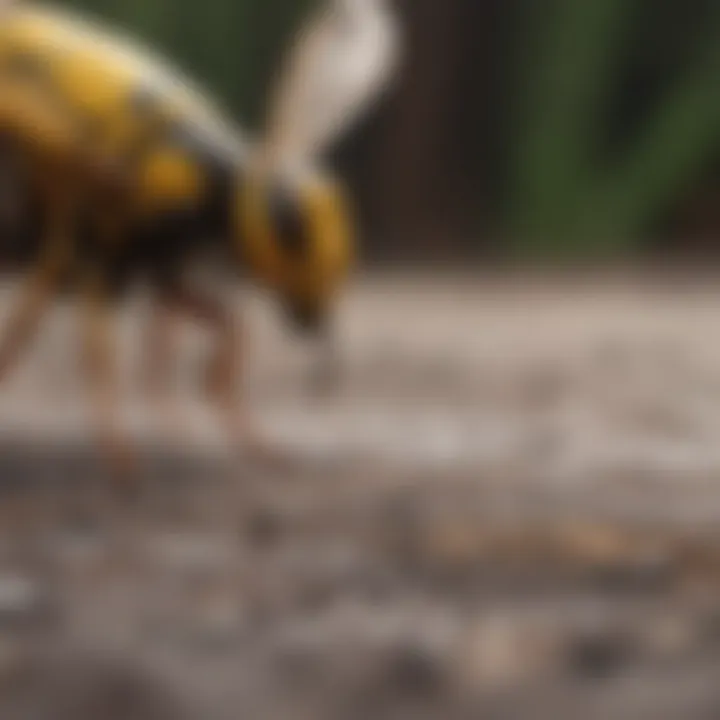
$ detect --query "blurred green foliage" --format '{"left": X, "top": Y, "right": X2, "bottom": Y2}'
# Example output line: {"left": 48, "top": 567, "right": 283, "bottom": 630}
{"left": 50, "top": 0, "right": 720, "bottom": 259}
{"left": 511, "top": 0, "right": 720, "bottom": 258}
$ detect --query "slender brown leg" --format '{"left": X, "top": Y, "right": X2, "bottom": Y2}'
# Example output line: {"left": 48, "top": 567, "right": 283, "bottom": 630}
{"left": 0, "top": 209, "right": 72, "bottom": 384}
{"left": 144, "top": 296, "right": 174, "bottom": 396}
{"left": 0, "top": 270, "right": 54, "bottom": 383}
{"left": 81, "top": 270, "right": 137, "bottom": 494}
{"left": 142, "top": 289, "right": 188, "bottom": 443}
{"left": 162, "top": 284, "right": 276, "bottom": 458}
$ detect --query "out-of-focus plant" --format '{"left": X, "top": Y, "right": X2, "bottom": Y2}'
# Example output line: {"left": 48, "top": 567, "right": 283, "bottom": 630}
{"left": 511, "top": 0, "right": 720, "bottom": 259}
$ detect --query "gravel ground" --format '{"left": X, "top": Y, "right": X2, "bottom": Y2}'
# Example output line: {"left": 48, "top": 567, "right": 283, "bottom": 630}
{"left": 0, "top": 273, "right": 719, "bottom": 718}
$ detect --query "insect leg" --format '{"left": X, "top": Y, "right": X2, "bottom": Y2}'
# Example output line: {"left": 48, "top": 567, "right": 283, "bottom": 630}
{"left": 142, "top": 284, "right": 188, "bottom": 443}
{"left": 160, "top": 283, "right": 275, "bottom": 457}
{"left": 80, "top": 267, "right": 137, "bottom": 493}
{"left": 144, "top": 290, "right": 175, "bottom": 390}
{"left": 0, "top": 199, "right": 73, "bottom": 383}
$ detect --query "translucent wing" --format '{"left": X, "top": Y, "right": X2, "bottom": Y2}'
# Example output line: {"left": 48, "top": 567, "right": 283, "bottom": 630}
{"left": 261, "top": 0, "right": 400, "bottom": 178}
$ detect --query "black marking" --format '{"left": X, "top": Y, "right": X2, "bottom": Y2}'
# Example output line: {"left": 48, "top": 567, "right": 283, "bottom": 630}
{"left": 282, "top": 298, "right": 324, "bottom": 334}
{"left": 69, "top": 116, "right": 238, "bottom": 299}
{"left": 168, "top": 122, "right": 235, "bottom": 238}
{"left": 268, "top": 182, "right": 309, "bottom": 260}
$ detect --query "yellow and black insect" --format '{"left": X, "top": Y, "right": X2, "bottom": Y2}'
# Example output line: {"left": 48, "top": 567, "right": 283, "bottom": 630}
{"left": 0, "top": 0, "right": 400, "bottom": 477}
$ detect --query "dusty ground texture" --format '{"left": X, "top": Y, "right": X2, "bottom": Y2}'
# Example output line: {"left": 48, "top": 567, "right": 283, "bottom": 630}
{"left": 0, "top": 273, "right": 719, "bottom": 718}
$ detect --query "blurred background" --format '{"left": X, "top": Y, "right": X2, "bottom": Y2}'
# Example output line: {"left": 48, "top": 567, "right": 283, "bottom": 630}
{"left": 2, "top": 1, "right": 720, "bottom": 719}
{"left": 61, "top": 0, "right": 720, "bottom": 264}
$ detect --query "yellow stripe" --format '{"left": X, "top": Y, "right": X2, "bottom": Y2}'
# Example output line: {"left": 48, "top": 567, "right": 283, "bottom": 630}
{"left": 238, "top": 175, "right": 354, "bottom": 303}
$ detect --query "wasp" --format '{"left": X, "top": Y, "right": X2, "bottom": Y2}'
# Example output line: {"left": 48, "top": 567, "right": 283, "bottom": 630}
{"left": 0, "top": 0, "right": 400, "bottom": 480}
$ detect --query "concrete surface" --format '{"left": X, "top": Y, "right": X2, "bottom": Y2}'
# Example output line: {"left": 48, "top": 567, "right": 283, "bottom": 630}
{"left": 0, "top": 273, "right": 718, "bottom": 718}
